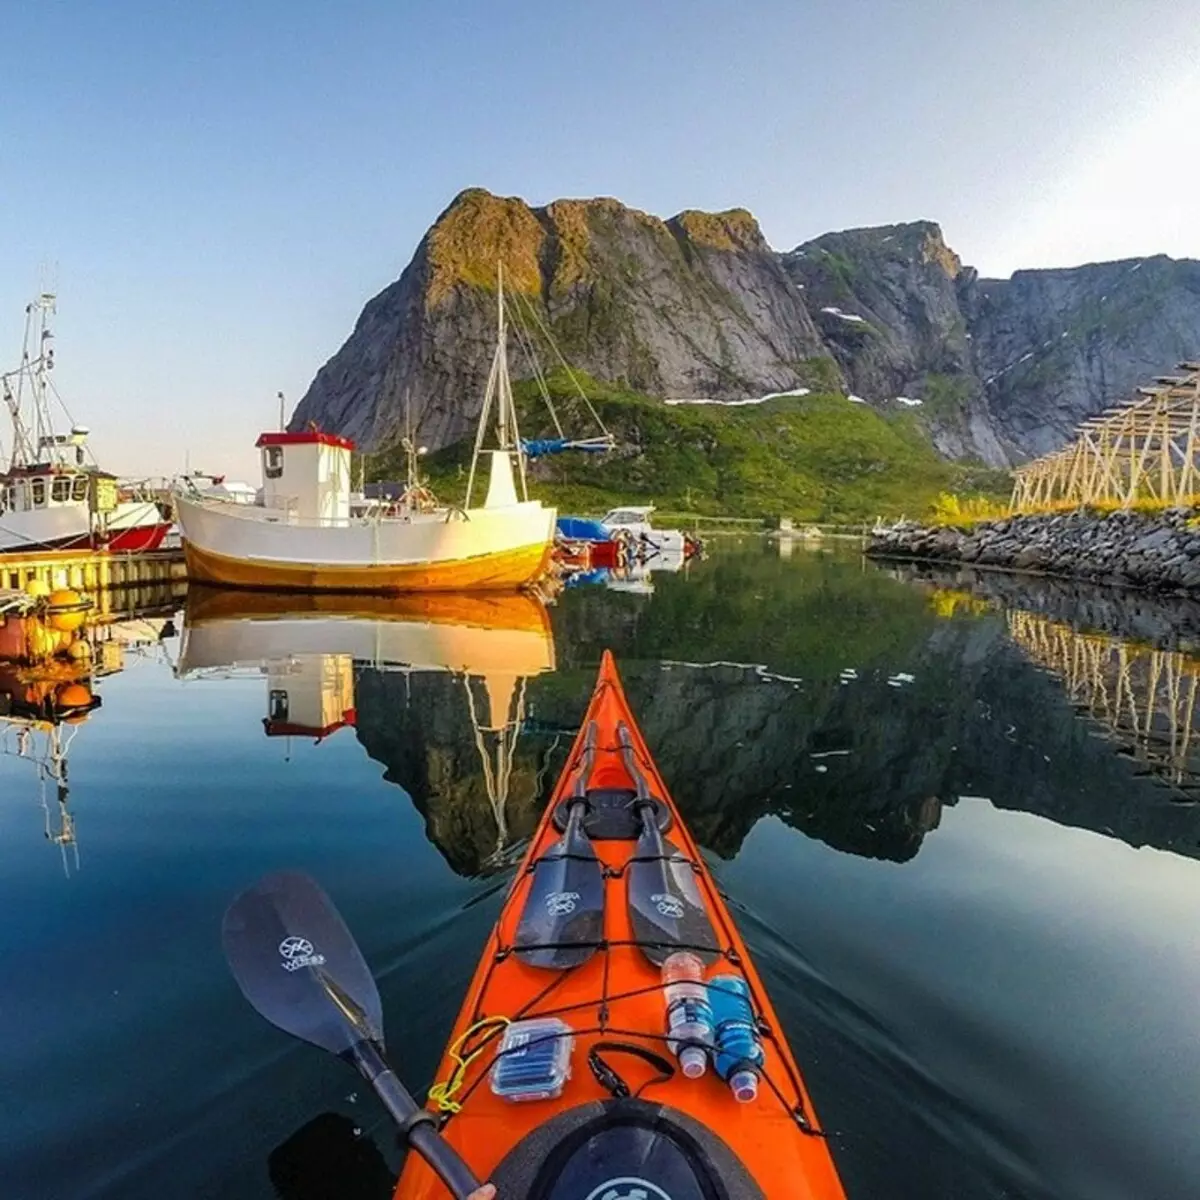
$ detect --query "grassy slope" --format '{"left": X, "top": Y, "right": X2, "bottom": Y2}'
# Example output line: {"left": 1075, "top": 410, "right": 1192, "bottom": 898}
{"left": 370, "top": 373, "right": 1009, "bottom": 522}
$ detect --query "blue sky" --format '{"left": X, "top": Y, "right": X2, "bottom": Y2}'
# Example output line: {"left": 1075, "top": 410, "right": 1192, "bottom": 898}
{"left": 3, "top": 0, "right": 1198, "bottom": 478}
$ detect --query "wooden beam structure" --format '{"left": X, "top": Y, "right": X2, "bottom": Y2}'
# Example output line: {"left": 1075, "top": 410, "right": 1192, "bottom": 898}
{"left": 1009, "top": 363, "right": 1200, "bottom": 513}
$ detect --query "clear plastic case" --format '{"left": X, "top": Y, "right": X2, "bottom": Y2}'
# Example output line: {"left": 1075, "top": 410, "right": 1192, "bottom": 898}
{"left": 489, "top": 1017, "right": 575, "bottom": 1102}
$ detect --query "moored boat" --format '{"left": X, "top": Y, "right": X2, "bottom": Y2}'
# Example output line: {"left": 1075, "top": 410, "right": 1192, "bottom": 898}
{"left": 0, "top": 295, "right": 172, "bottom": 553}
{"left": 393, "top": 650, "right": 846, "bottom": 1199}
{"left": 174, "top": 277, "right": 556, "bottom": 593}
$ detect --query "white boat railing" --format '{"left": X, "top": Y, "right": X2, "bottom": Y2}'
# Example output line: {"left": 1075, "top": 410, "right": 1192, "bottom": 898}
{"left": 178, "top": 489, "right": 471, "bottom": 530}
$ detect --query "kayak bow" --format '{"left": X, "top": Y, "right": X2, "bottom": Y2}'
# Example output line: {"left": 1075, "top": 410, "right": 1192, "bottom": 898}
{"left": 397, "top": 651, "right": 846, "bottom": 1199}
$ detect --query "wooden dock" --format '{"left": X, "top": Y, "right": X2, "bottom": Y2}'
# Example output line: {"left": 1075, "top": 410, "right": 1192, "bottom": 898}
{"left": 0, "top": 548, "right": 187, "bottom": 618}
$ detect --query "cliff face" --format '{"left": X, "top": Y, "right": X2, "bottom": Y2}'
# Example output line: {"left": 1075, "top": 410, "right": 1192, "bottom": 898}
{"left": 962, "top": 256, "right": 1200, "bottom": 458}
{"left": 292, "top": 188, "right": 831, "bottom": 452}
{"left": 291, "top": 188, "right": 1200, "bottom": 467}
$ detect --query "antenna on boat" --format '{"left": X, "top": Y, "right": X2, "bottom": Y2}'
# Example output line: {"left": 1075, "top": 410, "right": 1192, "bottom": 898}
{"left": 277, "top": 391, "right": 286, "bottom": 432}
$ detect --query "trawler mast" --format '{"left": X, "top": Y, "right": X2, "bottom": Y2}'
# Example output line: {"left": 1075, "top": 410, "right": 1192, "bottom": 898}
{"left": 1, "top": 293, "right": 58, "bottom": 472}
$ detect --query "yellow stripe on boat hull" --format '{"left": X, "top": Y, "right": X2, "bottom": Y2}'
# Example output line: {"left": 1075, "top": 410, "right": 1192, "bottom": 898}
{"left": 182, "top": 539, "right": 554, "bottom": 593}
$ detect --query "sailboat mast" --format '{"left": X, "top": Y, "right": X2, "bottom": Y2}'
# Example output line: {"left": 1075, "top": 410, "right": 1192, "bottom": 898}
{"left": 496, "top": 264, "right": 509, "bottom": 450}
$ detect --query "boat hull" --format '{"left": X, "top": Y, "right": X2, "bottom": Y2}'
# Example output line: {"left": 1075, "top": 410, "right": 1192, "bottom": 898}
{"left": 0, "top": 503, "right": 171, "bottom": 554}
{"left": 183, "top": 535, "right": 554, "bottom": 593}
{"left": 176, "top": 492, "right": 556, "bottom": 593}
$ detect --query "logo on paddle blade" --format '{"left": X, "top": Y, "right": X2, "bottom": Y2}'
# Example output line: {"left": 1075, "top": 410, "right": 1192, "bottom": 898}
{"left": 278, "top": 935, "right": 326, "bottom": 972}
{"left": 584, "top": 1178, "right": 674, "bottom": 1200}
{"left": 651, "top": 892, "right": 685, "bottom": 919}
{"left": 546, "top": 890, "right": 580, "bottom": 917}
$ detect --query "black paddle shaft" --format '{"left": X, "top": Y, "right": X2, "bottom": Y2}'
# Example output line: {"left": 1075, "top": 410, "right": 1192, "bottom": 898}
{"left": 347, "top": 1039, "right": 480, "bottom": 1198}
{"left": 222, "top": 871, "right": 482, "bottom": 1199}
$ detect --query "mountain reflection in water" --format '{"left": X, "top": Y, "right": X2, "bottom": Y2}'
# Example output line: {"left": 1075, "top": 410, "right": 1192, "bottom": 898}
{"left": 7, "top": 547, "right": 1200, "bottom": 1199}
{"left": 183, "top": 559, "right": 1200, "bottom": 876}
{"left": 178, "top": 587, "right": 559, "bottom": 876}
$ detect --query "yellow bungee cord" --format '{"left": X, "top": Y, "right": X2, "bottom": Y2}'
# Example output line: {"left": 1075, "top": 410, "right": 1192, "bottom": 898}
{"left": 428, "top": 1016, "right": 511, "bottom": 1113}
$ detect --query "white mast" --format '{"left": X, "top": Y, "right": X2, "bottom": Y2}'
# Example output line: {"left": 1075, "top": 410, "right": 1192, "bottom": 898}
{"left": 2, "top": 293, "right": 58, "bottom": 472}
{"left": 464, "top": 263, "right": 530, "bottom": 506}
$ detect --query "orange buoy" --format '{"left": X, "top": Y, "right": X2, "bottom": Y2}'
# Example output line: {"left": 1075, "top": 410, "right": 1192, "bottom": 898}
{"left": 56, "top": 682, "right": 93, "bottom": 710}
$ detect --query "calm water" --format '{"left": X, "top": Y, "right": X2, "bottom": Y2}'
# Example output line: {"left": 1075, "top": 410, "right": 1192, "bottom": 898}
{"left": 4, "top": 544, "right": 1200, "bottom": 1200}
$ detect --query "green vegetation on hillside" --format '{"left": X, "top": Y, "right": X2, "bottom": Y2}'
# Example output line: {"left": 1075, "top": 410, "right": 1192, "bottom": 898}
{"left": 369, "top": 371, "right": 1009, "bottom": 522}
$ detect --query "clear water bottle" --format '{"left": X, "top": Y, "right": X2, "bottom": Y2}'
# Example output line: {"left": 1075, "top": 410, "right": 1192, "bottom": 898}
{"left": 661, "top": 951, "right": 714, "bottom": 1078}
{"left": 709, "top": 974, "right": 765, "bottom": 1103}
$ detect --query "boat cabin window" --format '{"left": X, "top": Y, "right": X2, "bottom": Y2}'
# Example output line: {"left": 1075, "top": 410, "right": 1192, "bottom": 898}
{"left": 268, "top": 690, "right": 289, "bottom": 722}
{"left": 75, "top": 446, "right": 85, "bottom": 466}
{"left": 52, "top": 477, "right": 72, "bottom": 503}
{"left": 263, "top": 446, "right": 284, "bottom": 479}
{"left": 31, "top": 478, "right": 46, "bottom": 507}
{"left": 72, "top": 476, "right": 89, "bottom": 501}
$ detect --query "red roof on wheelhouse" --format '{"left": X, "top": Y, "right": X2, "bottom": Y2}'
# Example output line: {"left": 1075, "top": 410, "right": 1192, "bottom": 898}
{"left": 255, "top": 431, "right": 356, "bottom": 451}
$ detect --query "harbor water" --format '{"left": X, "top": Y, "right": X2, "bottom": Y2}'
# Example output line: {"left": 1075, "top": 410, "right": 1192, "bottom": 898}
{"left": 2, "top": 543, "right": 1199, "bottom": 1199}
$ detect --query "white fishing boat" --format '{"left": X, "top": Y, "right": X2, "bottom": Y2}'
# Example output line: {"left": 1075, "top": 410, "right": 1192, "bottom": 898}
{"left": 0, "top": 294, "right": 172, "bottom": 554}
{"left": 174, "top": 275, "right": 556, "bottom": 592}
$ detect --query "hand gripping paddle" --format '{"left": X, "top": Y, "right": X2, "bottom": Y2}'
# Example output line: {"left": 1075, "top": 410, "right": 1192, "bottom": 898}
{"left": 221, "top": 870, "right": 482, "bottom": 1199}
{"left": 513, "top": 721, "right": 605, "bottom": 969}
{"left": 618, "top": 723, "right": 719, "bottom": 966}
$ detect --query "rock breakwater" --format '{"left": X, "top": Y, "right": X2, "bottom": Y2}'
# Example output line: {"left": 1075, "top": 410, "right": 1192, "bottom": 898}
{"left": 868, "top": 509, "right": 1200, "bottom": 593}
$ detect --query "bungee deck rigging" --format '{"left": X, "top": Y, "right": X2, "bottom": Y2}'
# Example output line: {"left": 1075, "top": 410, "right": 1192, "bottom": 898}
{"left": 396, "top": 651, "right": 847, "bottom": 1199}
{"left": 219, "top": 652, "right": 846, "bottom": 1200}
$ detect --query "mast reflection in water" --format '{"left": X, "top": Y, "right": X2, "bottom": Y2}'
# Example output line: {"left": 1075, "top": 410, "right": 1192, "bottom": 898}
{"left": 177, "top": 587, "right": 558, "bottom": 875}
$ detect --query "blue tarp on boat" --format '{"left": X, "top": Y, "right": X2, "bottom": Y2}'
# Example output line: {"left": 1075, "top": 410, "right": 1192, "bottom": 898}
{"left": 557, "top": 516, "right": 610, "bottom": 542}
{"left": 523, "top": 437, "right": 611, "bottom": 459}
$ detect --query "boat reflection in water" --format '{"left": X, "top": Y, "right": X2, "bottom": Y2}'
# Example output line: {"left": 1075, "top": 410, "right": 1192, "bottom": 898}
{"left": 0, "top": 598, "right": 168, "bottom": 874}
{"left": 177, "top": 588, "right": 558, "bottom": 872}
{"left": 567, "top": 543, "right": 693, "bottom": 595}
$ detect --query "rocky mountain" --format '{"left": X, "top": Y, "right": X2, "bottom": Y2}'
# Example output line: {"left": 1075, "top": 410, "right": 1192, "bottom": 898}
{"left": 291, "top": 187, "right": 1200, "bottom": 468}
{"left": 292, "top": 189, "right": 830, "bottom": 453}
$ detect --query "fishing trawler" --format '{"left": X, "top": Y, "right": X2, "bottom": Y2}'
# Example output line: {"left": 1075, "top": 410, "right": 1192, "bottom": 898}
{"left": 174, "top": 274, "right": 559, "bottom": 592}
{"left": 0, "top": 295, "right": 171, "bottom": 553}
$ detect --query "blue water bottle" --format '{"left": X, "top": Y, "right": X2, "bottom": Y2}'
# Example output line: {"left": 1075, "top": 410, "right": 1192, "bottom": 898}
{"left": 708, "top": 974, "right": 765, "bottom": 1103}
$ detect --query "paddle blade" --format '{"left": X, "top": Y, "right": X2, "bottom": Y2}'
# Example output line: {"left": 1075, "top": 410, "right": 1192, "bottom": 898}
{"left": 628, "top": 817, "right": 720, "bottom": 967}
{"left": 222, "top": 870, "right": 384, "bottom": 1055}
{"left": 514, "top": 802, "right": 605, "bottom": 969}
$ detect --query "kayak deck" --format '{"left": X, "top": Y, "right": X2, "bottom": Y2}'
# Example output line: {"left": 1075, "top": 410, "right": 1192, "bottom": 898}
{"left": 395, "top": 652, "right": 845, "bottom": 1199}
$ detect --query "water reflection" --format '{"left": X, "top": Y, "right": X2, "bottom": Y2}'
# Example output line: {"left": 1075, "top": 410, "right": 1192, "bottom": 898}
{"left": 1008, "top": 610, "right": 1200, "bottom": 801}
{"left": 884, "top": 561, "right": 1200, "bottom": 857}
{"left": 0, "top": 600, "right": 171, "bottom": 874}
{"left": 178, "top": 588, "right": 558, "bottom": 874}
{"left": 6, "top": 547, "right": 1200, "bottom": 1200}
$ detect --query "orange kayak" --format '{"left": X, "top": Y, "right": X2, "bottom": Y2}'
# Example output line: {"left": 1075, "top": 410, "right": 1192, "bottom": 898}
{"left": 396, "top": 651, "right": 847, "bottom": 1199}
